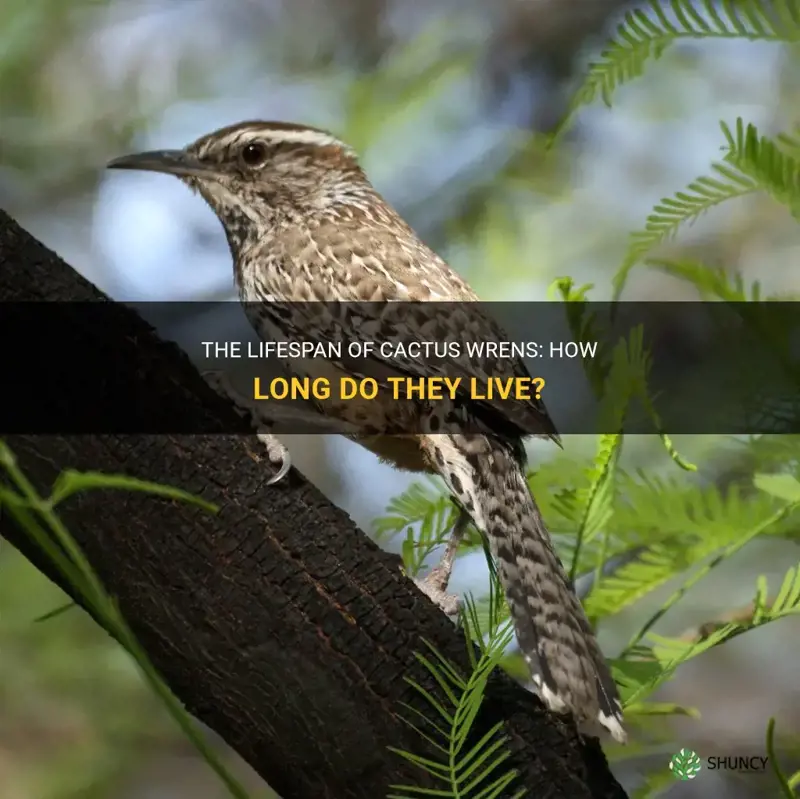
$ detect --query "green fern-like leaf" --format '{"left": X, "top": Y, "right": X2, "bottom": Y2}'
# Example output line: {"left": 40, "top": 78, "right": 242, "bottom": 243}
{"left": 374, "top": 479, "right": 461, "bottom": 576}
{"left": 551, "top": 278, "right": 613, "bottom": 394}
{"left": 594, "top": 326, "right": 693, "bottom": 473}
{"left": 584, "top": 536, "right": 696, "bottom": 619}
{"left": 624, "top": 564, "right": 800, "bottom": 705}
{"left": 765, "top": 718, "right": 799, "bottom": 798}
{"left": 585, "top": 476, "right": 790, "bottom": 619}
{"left": 554, "top": 284, "right": 695, "bottom": 472}
{"left": 721, "top": 117, "right": 800, "bottom": 216}
{"left": 568, "top": 434, "right": 623, "bottom": 583}
{"left": 549, "top": 276, "right": 595, "bottom": 303}
{"left": 614, "top": 118, "right": 800, "bottom": 298}
{"left": 389, "top": 577, "right": 524, "bottom": 799}
{"left": 613, "top": 166, "right": 758, "bottom": 300}
{"left": 558, "top": 0, "right": 800, "bottom": 137}
{"left": 624, "top": 495, "right": 800, "bottom": 654}
{"left": 374, "top": 479, "right": 451, "bottom": 540}
{"left": 776, "top": 125, "right": 800, "bottom": 156}
{"left": 464, "top": 557, "right": 514, "bottom": 652}
{"left": 644, "top": 257, "right": 765, "bottom": 300}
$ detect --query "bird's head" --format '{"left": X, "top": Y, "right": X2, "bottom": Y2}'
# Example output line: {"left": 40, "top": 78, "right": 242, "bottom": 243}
{"left": 107, "top": 121, "right": 373, "bottom": 230}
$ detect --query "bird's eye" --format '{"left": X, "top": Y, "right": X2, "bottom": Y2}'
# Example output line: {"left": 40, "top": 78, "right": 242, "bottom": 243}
{"left": 240, "top": 142, "right": 269, "bottom": 167}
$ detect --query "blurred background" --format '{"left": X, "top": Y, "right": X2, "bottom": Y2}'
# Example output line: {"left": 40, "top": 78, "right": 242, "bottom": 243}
{"left": 2, "top": 0, "right": 800, "bottom": 797}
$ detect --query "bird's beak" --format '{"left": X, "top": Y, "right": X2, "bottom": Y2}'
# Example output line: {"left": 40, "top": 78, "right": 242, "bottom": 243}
{"left": 106, "top": 149, "right": 214, "bottom": 179}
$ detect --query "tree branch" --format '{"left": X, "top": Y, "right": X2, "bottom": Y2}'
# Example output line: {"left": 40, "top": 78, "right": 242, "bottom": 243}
{"left": 0, "top": 208, "right": 628, "bottom": 799}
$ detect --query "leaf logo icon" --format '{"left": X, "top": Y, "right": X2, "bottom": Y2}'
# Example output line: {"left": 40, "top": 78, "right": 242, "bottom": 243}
{"left": 670, "top": 748, "right": 702, "bottom": 780}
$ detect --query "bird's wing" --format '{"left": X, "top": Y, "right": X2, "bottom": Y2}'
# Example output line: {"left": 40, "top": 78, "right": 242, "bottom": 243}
{"left": 244, "top": 215, "right": 560, "bottom": 441}
{"left": 246, "top": 297, "right": 560, "bottom": 443}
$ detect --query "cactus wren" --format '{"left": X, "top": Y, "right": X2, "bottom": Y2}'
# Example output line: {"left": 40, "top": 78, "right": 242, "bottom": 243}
{"left": 108, "top": 121, "right": 626, "bottom": 743}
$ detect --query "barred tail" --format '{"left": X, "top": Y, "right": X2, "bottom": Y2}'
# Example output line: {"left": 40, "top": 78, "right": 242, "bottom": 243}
{"left": 424, "top": 433, "right": 626, "bottom": 743}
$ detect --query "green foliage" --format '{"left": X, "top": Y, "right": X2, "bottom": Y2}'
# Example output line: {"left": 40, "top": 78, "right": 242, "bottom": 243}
{"left": 375, "top": 478, "right": 462, "bottom": 577}
{"left": 552, "top": 281, "right": 697, "bottom": 472}
{"left": 556, "top": 0, "right": 800, "bottom": 138}
{"left": 378, "top": 268, "right": 800, "bottom": 796}
{"left": 586, "top": 474, "right": 796, "bottom": 622}
{"left": 566, "top": 433, "right": 623, "bottom": 585}
{"left": 388, "top": 563, "right": 524, "bottom": 799}
{"left": 722, "top": 117, "right": 800, "bottom": 215}
{"left": 379, "top": 439, "right": 800, "bottom": 794}
{"left": 766, "top": 718, "right": 800, "bottom": 797}
{"left": 377, "top": 449, "right": 800, "bottom": 690}
{"left": 613, "top": 118, "right": 800, "bottom": 299}
{"left": 0, "top": 441, "right": 252, "bottom": 799}
{"left": 381, "top": 3, "right": 800, "bottom": 781}
{"left": 644, "top": 257, "right": 768, "bottom": 300}
{"left": 613, "top": 163, "right": 758, "bottom": 299}
{"left": 620, "top": 562, "right": 800, "bottom": 708}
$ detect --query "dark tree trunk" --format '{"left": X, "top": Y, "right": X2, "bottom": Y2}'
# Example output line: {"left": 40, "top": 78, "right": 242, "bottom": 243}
{"left": 0, "top": 209, "right": 628, "bottom": 799}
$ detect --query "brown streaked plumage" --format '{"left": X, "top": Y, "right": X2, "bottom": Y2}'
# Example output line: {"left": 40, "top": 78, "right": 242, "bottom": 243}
{"left": 108, "top": 120, "right": 626, "bottom": 743}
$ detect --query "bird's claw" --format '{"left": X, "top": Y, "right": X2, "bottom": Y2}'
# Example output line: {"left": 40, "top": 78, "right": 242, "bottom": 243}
{"left": 411, "top": 508, "right": 470, "bottom": 616}
{"left": 257, "top": 432, "right": 292, "bottom": 485}
{"left": 414, "top": 567, "right": 462, "bottom": 616}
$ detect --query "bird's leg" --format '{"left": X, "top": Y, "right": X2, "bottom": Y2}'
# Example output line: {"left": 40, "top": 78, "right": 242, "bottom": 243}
{"left": 414, "top": 507, "right": 470, "bottom": 617}
{"left": 202, "top": 370, "right": 291, "bottom": 485}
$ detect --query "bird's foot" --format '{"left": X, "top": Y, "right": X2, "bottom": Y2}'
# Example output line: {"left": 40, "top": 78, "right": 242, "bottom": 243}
{"left": 256, "top": 432, "right": 292, "bottom": 485}
{"left": 412, "top": 508, "right": 471, "bottom": 616}
{"left": 414, "top": 566, "right": 462, "bottom": 616}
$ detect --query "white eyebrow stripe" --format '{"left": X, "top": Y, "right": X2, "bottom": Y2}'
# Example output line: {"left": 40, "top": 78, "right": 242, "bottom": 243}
{"left": 263, "top": 129, "right": 346, "bottom": 148}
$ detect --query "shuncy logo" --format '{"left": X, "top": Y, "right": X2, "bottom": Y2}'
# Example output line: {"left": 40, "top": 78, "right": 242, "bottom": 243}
{"left": 669, "top": 749, "right": 770, "bottom": 781}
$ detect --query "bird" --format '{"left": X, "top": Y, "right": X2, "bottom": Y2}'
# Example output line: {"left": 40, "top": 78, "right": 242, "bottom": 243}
{"left": 107, "top": 120, "right": 626, "bottom": 743}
